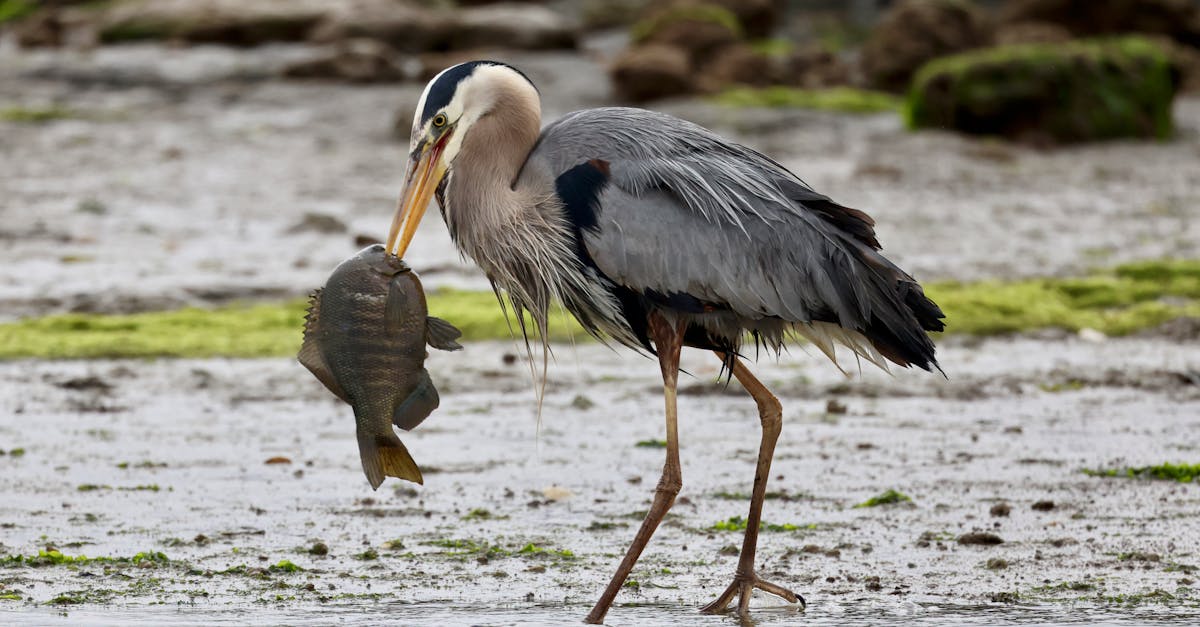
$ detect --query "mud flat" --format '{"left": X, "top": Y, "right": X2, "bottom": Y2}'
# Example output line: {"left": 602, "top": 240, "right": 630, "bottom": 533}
{"left": 2, "top": 43, "right": 1200, "bottom": 319}
{"left": 1, "top": 336, "right": 1198, "bottom": 625}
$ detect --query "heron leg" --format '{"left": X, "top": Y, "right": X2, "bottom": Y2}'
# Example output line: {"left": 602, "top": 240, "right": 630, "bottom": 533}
{"left": 584, "top": 313, "right": 685, "bottom": 625}
{"left": 700, "top": 353, "right": 803, "bottom": 617}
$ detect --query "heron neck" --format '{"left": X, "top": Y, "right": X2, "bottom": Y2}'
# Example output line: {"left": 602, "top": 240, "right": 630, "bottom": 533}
{"left": 443, "top": 95, "right": 554, "bottom": 253}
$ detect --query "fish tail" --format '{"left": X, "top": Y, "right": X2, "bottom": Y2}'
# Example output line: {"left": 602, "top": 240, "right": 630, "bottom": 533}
{"left": 357, "top": 431, "right": 424, "bottom": 489}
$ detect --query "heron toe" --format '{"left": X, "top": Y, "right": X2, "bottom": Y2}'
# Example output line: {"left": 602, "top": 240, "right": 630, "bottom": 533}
{"left": 699, "top": 571, "right": 804, "bottom": 617}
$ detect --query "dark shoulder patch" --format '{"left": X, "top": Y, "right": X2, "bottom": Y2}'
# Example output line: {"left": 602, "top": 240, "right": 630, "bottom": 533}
{"left": 555, "top": 159, "right": 609, "bottom": 234}
{"left": 420, "top": 61, "right": 538, "bottom": 125}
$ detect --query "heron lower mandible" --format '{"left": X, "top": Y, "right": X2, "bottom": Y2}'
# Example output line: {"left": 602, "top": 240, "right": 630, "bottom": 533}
{"left": 387, "top": 61, "right": 945, "bottom": 623}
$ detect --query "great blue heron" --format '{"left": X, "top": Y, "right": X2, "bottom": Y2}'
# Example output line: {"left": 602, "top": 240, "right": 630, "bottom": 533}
{"left": 386, "top": 60, "right": 944, "bottom": 623}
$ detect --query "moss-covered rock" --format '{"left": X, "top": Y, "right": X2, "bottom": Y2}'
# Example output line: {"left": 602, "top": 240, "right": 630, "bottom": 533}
{"left": 905, "top": 37, "right": 1177, "bottom": 143}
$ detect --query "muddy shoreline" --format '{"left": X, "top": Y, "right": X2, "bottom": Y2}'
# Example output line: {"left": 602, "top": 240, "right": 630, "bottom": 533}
{"left": 3, "top": 43, "right": 1200, "bottom": 320}
{"left": 2, "top": 338, "right": 1198, "bottom": 624}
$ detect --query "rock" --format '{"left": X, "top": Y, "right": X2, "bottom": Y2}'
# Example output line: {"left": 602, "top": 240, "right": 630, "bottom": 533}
{"left": 581, "top": 0, "right": 648, "bottom": 30}
{"left": 610, "top": 44, "right": 694, "bottom": 102}
{"left": 285, "top": 212, "right": 348, "bottom": 234}
{"left": 639, "top": 0, "right": 781, "bottom": 39}
{"left": 282, "top": 39, "right": 405, "bottom": 83}
{"left": 699, "top": 43, "right": 776, "bottom": 91}
{"left": 999, "top": 0, "right": 1200, "bottom": 49}
{"left": 1031, "top": 500, "right": 1056, "bottom": 511}
{"left": 784, "top": 45, "right": 851, "bottom": 89}
{"left": 993, "top": 21, "right": 1073, "bottom": 46}
{"left": 451, "top": 3, "right": 577, "bottom": 50}
{"left": 957, "top": 531, "right": 1004, "bottom": 546}
{"left": 906, "top": 37, "right": 1178, "bottom": 144}
{"left": 310, "top": 1, "right": 453, "bottom": 53}
{"left": 990, "top": 502, "right": 1012, "bottom": 517}
{"left": 631, "top": 3, "right": 741, "bottom": 65}
{"left": 99, "top": 0, "right": 328, "bottom": 46}
{"left": 861, "top": 0, "right": 992, "bottom": 93}
{"left": 11, "top": 9, "right": 67, "bottom": 47}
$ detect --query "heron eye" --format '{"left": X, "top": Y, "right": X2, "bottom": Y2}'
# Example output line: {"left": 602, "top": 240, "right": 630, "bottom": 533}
{"left": 432, "top": 114, "right": 447, "bottom": 128}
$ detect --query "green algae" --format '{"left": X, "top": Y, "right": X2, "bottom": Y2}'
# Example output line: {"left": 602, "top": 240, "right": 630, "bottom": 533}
{"left": 715, "top": 86, "right": 901, "bottom": 113}
{"left": 635, "top": 439, "right": 668, "bottom": 449}
{"left": 0, "top": 0, "right": 34, "bottom": 25}
{"left": 855, "top": 489, "right": 913, "bottom": 508}
{"left": 1084, "top": 463, "right": 1200, "bottom": 483}
{"left": 1, "top": 549, "right": 168, "bottom": 568}
{"left": 924, "top": 259, "right": 1200, "bottom": 336}
{"left": 1, "top": 260, "right": 1197, "bottom": 360}
{"left": 268, "top": 560, "right": 302, "bottom": 573}
{"left": 0, "top": 106, "right": 76, "bottom": 123}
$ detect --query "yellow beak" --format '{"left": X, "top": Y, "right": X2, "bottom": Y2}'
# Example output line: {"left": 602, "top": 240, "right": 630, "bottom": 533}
{"left": 386, "top": 132, "right": 451, "bottom": 258}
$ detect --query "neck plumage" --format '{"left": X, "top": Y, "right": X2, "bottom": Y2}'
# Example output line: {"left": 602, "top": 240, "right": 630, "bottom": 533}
{"left": 441, "top": 86, "right": 571, "bottom": 326}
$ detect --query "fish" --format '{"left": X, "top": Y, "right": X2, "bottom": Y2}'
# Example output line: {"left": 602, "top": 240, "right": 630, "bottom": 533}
{"left": 298, "top": 244, "right": 463, "bottom": 489}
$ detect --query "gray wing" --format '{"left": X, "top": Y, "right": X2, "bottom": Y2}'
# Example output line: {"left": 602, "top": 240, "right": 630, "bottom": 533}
{"left": 532, "top": 108, "right": 943, "bottom": 368}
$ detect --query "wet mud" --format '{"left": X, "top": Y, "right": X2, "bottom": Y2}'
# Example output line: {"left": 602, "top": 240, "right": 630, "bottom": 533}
{"left": 2, "top": 338, "right": 1198, "bottom": 624}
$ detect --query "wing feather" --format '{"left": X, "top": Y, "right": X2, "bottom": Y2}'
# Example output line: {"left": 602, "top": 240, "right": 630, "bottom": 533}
{"left": 530, "top": 108, "right": 943, "bottom": 369}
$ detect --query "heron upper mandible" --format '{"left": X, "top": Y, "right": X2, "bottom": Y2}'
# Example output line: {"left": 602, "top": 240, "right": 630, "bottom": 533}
{"left": 387, "top": 60, "right": 945, "bottom": 623}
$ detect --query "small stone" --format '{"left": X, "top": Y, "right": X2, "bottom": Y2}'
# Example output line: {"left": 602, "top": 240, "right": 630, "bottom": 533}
{"left": 825, "top": 399, "right": 848, "bottom": 415}
{"left": 309, "top": 541, "right": 329, "bottom": 556}
{"left": 990, "top": 503, "right": 1012, "bottom": 517}
{"left": 286, "top": 212, "right": 347, "bottom": 234}
{"left": 958, "top": 532, "right": 1004, "bottom": 546}
{"left": 986, "top": 557, "right": 1009, "bottom": 570}
{"left": 610, "top": 44, "right": 693, "bottom": 102}
{"left": 1031, "top": 500, "right": 1055, "bottom": 511}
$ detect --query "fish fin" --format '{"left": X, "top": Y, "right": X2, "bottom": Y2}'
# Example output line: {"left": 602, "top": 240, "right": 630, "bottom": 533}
{"left": 298, "top": 289, "right": 350, "bottom": 403}
{"left": 426, "top": 316, "right": 463, "bottom": 351}
{"left": 385, "top": 275, "right": 409, "bottom": 334}
{"left": 392, "top": 369, "right": 440, "bottom": 430}
{"left": 357, "top": 430, "right": 423, "bottom": 489}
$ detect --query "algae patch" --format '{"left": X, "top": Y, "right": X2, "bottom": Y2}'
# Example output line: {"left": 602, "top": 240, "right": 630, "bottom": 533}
{"left": 1084, "top": 463, "right": 1200, "bottom": 483}
{"left": 0, "top": 106, "right": 76, "bottom": 123}
{"left": 925, "top": 259, "right": 1200, "bottom": 336}
{"left": 714, "top": 86, "right": 901, "bottom": 114}
{"left": 2, "top": 260, "right": 1197, "bottom": 359}
{"left": 855, "top": 489, "right": 913, "bottom": 508}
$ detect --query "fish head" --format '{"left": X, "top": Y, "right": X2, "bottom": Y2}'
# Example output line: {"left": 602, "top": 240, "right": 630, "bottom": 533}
{"left": 356, "top": 244, "right": 411, "bottom": 278}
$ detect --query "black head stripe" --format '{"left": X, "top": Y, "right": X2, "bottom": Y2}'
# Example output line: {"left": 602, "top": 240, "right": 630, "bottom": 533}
{"left": 419, "top": 61, "right": 538, "bottom": 126}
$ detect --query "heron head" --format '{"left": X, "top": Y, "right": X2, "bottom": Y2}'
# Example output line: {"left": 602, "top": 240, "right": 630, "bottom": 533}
{"left": 387, "top": 60, "right": 539, "bottom": 258}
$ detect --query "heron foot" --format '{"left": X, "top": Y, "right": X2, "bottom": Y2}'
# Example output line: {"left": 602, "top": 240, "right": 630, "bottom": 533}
{"left": 699, "top": 571, "right": 803, "bottom": 617}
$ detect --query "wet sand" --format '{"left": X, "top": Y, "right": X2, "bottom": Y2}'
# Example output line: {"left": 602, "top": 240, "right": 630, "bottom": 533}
{"left": 2, "top": 338, "right": 1198, "bottom": 624}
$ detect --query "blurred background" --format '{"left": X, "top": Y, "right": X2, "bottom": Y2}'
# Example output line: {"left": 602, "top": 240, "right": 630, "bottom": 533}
{"left": 2, "top": 0, "right": 1198, "bottom": 324}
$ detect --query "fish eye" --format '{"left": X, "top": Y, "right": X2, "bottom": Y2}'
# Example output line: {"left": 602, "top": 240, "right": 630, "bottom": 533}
{"left": 432, "top": 113, "right": 447, "bottom": 128}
